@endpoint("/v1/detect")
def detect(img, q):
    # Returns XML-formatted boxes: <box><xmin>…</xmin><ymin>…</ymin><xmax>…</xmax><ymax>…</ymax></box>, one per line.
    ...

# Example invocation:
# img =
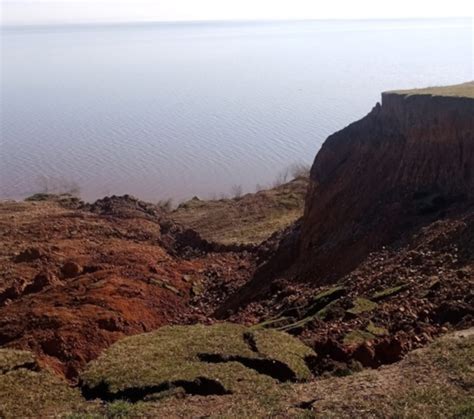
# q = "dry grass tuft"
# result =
<box><xmin>388</xmin><ymin>81</ymin><xmax>474</xmax><ymax>99</ymax></box>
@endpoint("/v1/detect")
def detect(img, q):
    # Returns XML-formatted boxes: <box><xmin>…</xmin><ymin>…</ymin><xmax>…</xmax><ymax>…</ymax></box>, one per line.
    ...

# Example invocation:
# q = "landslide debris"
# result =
<box><xmin>0</xmin><ymin>197</ymin><xmax>255</xmax><ymax>379</ymax></box>
<box><xmin>211</xmin><ymin>84</ymin><xmax>474</xmax><ymax>371</ymax></box>
<box><xmin>217</xmin><ymin>83</ymin><xmax>474</xmax><ymax>319</ymax></box>
<box><xmin>284</xmin><ymin>328</ymin><xmax>474</xmax><ymax>418</ymax></box>
<box><xmin>221</xmin><ymin>208</ymin><xmax>474</xmax><ymax>371</ymax></box>
<box><xmin>1</xmin><ymin>83</ymin><xmax>473</xmax><ymax>418</ymax></box>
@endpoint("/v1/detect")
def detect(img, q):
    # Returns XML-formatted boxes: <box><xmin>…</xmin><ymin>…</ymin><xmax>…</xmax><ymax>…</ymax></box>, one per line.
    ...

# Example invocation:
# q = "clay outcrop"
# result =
<box><xmin>299</xmin><ymin>83</ymin><xmax>474</xmax><ymax>282</ymax></box>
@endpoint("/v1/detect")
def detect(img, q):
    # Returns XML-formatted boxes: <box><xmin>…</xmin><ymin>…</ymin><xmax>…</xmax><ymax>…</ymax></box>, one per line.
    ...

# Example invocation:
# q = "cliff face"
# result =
<box><xmin>299</xmin><ymin>86</ymin><xmax>474</xmax><ymax>282</ymax></box>
<box><xmin>214</xmin><ymin>83</ymin><xmax>474</xmax><ymax>317</ymax></box>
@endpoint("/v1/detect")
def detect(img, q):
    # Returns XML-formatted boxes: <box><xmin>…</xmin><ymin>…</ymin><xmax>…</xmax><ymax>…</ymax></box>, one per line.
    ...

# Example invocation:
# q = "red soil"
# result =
<box><xmin>0</xmin><ymin>197</ymin><xmax>253</xmax><ymax>379</ymax></box>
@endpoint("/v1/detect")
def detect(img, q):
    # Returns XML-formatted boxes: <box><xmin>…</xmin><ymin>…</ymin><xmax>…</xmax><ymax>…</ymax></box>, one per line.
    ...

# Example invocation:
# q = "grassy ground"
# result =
<box><xmin>389</xmin><ymin>81</ymin><xmax>474</xmax><ymax>99</ymax></box>
<box><xmin>1</xmin><ymin>327</ymin><xmax>472</xmax><ymax>418</ymax></box>
<box><xmin>170</xmin><ymin>176</ymin><xmax>309</xmax><ymax>245</ymax></box>
<box><xmin>80</xmin><ymin>323</ymin><xmax>315</xmax><ymax>398</ymax></box>
<box><xmin>0</xmin><ymin>350</ymin><xmax>90</xmax><ymax>418</ymax></box>
<box><xmin>288</xmin><ymin>328</ymin><xmax>474</xmax><ymax>418</ymax></box>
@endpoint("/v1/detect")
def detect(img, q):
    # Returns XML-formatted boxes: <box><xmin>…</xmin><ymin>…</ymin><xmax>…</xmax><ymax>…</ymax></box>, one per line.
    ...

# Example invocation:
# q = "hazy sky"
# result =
<box><xmin>1</xmin><ymin>0</ymin><xmax>473</xmax><ymax>26</ymax></box>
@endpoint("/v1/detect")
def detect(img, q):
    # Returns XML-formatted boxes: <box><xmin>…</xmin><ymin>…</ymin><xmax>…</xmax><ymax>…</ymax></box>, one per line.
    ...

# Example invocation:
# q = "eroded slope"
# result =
<box><xmin>0</xmin><ymin>197</ymin><xmax>254</xmax><ymax>379</ymax></box>
<box><xmin>171</xmin><ymin>176</ymin><xmax>308</xmax><ymax>245</ymax></box>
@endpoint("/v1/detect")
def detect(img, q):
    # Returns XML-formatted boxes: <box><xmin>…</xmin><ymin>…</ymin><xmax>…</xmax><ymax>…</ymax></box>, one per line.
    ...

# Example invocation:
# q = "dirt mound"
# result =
<box><xmin>0</xmin><ymin>199</ymin><xmax>253</xmax><ymax>379</ymax></box>
<box><xmin>82</xmin><ymin>194</ymin><xmax>163</xmax><ymax>220</ymax></box>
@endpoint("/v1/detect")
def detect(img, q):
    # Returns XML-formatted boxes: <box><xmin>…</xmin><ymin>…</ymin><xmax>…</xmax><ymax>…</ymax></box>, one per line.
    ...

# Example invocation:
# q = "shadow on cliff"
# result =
<box><xmin>216</xmin><ymin>90</ymin><xmax>474</xmax><ymax>318</ymax></box>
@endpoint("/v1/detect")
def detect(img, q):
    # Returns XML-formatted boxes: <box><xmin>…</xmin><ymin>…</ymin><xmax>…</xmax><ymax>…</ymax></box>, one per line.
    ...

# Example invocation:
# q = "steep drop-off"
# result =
<box><xmin>216</xmin><ymin>82</ymin><xmax>474</xmax><ymax>318</ymax></box>
<box><xmin>299</xmin><ymin>83</ymin><xmax>474</xmax><ymax>282</ymax></box>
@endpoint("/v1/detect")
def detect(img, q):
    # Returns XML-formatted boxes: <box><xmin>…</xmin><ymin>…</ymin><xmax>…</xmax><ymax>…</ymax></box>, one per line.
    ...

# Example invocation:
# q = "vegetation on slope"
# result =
<box><xmin>388</xmin><ymin>81</ymin><xmax>474</xmax><ymax>98</ymax></box>
<box><xmin>0</xmin><ymin>350</ymin><xmax>89</xmax><ymax>418</ymax></box>
<box><xmin>171</xmin><ymin>176</ymin><xmax>308</xmax><ymax>245</ymax></box>
<box><xmin>1</xmin><ymin>328</ymin><xmax>472</xmax><ymax>418</ymax></box>
<box><xmin>80</xmin><ymin>323</ymin><xmax>315</xmax><ymax>400</ymax></box>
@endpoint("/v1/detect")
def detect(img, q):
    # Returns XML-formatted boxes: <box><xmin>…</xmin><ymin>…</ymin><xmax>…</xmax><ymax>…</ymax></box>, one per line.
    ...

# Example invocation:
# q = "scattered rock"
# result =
<box><xmin>373</xmin><ymin>336</ymin><xmax>406</xmax><ymax>364</ymax></box>
<box><xmin>61</xmin><ymin>261</ymin><xmax>83</xmax><ymax>278</ymax></box>
<box><xmin>372</xmin><ymin>284</ymin><xmax>408</xmax><ymax>301</ymax></box>
<box><xmin>14</xmin><ymin>247</ymin><xmax>44</xmax><ymax>263</ymax></box>
<box><xmin>23</xmin><ymin>271</ymin><xmax>59</xmax><ymax>295</ymax></box>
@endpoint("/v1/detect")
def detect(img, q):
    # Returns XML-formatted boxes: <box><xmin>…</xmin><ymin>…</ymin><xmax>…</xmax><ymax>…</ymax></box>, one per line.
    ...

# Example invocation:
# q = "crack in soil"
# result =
<box><xmin>81</xmin><ymin>376</ymin><xmax>231</xmax><ymax>403</ymax></box>
<box><xmin>1</xmin><ymin>361</ymin><xmax>39</xmax><ymax>375</ymax></box>
<box><xmin>197</xmin><ymin>353</ymin><xmax>297</xmax><ymax>382</ymax></box>
<box><xmin>295</xmin><ymin>398</ymin><xmax>318</xmax><ymax>410</ymax></box>
<box><xmin>243</xmin><ymin>331</ymin><xmax>259</xmax><ymax>353</ymax></box>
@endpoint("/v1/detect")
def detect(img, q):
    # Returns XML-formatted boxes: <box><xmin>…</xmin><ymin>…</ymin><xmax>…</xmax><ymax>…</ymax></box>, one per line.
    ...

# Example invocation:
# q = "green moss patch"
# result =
<box><xmin>262</xmin><ymin>287</ymin><xmax>346</xmax><ymax>334</ymax></box>
<box><xmin>250</xmin><ymin>316</ymin><xmax>293</xmax><ymax>330</ymax></box>
<box><xmin>277</xmin><ymin>300</ymin><xmax>341</xmax><ymax>333</ymax></box>
<box><xmin>80</xmin><ymin>323</ymin><xmax>315</xmax><ymax>402</ymax></box>
<box><xmin>372</xmin><ymin>284</ymin><xmax>408</xmax><ymax>301</ymax></box>
<box><xmin>277</xmin><ymin>315</ymin><xmax>317</xmax><ymax>333</ymax></box>
<box><xmin>366</xmin><ymin>321</ymin><xmax>388</xmax><ymax>337</ymax></box>
<box><xmin>311</xmin><ymin>286</ymin><xmax>346</xmax><ymax>305</ymax></box>
<box><xmin>299</xmin><ymin>286</ymin><xmax>346</xmax><ymax>318</ymax></box>
<box><xmin>343</xmin><ymin>330</ymin><xmax>376</xmax><ymax>346</ymax></box>
<box><xmin>347</xmin><ymin>298</ymin><xmax>378</xmax><ymax>315</ymax></box>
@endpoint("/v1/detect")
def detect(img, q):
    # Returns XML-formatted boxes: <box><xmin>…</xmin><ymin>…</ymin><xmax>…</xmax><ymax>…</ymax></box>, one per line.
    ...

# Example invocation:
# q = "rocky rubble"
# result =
<box><xmin>0</xmin><ymin>198</ymin><xmax>253</xmax><ymax>378</ymax></box>
<box><xmin>211</xmin><ymin>83</ymin><xmax>474</xmax><ymax>370</ymax></box>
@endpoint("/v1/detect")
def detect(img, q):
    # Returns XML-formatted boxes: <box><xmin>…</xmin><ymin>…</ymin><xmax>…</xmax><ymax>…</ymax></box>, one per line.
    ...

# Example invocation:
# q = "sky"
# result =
<box><xmin>1</xmin><ymin>0</ymin><xmax>473</xmax><ymax>26</ymax></box>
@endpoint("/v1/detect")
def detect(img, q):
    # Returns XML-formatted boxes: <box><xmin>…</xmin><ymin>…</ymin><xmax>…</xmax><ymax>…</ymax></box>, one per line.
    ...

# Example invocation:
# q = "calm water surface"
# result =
<box><xmin>1</xmin><ymin>19</ymin><xmax>472</xmax><ymax>202</ymax></box>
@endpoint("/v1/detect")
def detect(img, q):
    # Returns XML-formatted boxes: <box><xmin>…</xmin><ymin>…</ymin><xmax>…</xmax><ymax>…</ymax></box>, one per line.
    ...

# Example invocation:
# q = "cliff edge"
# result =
<box><xmin>215</xmin><ymin>82</ymin><xmax>474</xmax><ymax>319</ymax></box>
<box><xmin>299</xmin><ymin>81</ymin><xmax>474</xmax><ymax>282</ymax></box>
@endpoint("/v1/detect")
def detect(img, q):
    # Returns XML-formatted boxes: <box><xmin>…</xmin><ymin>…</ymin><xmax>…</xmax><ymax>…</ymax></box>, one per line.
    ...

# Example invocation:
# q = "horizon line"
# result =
<box><xmin>1</xmin><ymin>16</ymin><xmax>472</xmax><ymax>29</ymax></box>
